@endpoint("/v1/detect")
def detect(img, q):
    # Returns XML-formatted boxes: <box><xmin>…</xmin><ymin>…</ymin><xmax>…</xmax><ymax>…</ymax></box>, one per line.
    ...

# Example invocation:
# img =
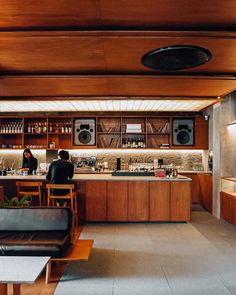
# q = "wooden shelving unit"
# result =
<box><xmin>0</xmin><ymin>114</ymin><xmax>208</xmax><ymax>150</ymax></box>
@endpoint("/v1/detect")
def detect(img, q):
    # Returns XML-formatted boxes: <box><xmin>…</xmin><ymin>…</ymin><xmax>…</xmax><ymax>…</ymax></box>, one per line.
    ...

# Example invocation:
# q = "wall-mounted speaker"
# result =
<box><xmin>172</xmin><ymin>119</ymin><xmax>194</xmax><ymax>146</ymax></box>
<box><xmin>74</xmin><ymin>118</ymin><xmax>96</xmax><ymax>146</ymax></box>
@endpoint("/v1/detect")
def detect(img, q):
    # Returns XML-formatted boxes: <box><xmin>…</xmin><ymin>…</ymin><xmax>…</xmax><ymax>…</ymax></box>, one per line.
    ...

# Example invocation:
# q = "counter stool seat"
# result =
<box><xmin>46</xmin><ymin>184</ymin><xmax>78</xmax><ymax>226</ymax></box>
<box><xmin>16</xmin><ymin>181</ymin><xmax>43</xmax><ymax>206</ymax></box>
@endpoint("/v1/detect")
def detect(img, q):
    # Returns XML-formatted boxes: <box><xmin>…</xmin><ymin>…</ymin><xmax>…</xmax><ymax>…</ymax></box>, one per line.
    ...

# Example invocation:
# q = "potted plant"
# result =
<box><xmin>0</xmin><ymin>195</ymin><xmax>32</xmax><ymax>207</ymax></box>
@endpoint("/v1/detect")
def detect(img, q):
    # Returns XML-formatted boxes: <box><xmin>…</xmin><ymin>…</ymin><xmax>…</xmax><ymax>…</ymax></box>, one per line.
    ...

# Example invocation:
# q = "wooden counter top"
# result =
<box><xmin>0</xmin><ymin>174</ymin><xmax>191</xmax><ymax>182</ymax></box>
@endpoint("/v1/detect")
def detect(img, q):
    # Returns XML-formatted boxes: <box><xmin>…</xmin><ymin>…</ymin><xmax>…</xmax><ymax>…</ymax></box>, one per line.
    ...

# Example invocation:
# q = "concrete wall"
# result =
<box><xmin>204</xmin><ymin>91</ymin><xmax>236</xmax><ymax>218</ymax></box>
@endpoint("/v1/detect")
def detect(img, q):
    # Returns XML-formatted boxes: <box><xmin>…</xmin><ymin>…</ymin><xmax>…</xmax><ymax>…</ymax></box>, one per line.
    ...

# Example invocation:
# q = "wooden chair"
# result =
<box><xmin>46</xmin><ymin>184</ymin><xmax>78</xmax><ymax>226</ymax></box>
<box><xmin>16</xmin><ymin>181</ymin><xmax>43</xmax><ymax>206</ymax></box>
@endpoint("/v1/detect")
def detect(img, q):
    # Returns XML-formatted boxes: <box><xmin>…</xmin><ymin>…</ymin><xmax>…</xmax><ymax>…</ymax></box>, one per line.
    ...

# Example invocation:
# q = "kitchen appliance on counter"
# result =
<box><xmin>71</xmin><ymin>156</ymin><xmax>96</xmax><ymax>173</ymax></box>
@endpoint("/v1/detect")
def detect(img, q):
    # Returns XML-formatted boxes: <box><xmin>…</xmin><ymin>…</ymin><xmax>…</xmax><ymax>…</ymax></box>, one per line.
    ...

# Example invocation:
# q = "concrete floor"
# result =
<box><xmin>55</xmin><ymin>212</ymin><xmax>236</xmax><ymax>295</ymax></box>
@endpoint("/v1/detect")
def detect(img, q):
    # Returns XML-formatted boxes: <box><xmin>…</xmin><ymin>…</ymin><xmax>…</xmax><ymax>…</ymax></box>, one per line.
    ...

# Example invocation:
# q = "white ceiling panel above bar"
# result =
<box><xmin>0</xmin><ymin>99</ymin><xmax>217</xmax><ymax>112</ymax></box>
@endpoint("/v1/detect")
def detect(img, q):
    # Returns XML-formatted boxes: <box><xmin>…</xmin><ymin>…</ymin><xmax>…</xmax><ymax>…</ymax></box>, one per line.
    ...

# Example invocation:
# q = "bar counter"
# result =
<box><xmin>0</xmin><ymin>174</ymin><xmax>191</xmax><ymax>181</ymax></box>
<box><xmin>0</xmin><ymin>174</ymin><xmax>191</xmax><ymax>223</ymax></box>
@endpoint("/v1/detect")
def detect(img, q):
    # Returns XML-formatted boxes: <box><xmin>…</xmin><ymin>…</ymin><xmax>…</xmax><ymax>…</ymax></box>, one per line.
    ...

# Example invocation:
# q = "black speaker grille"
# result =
<box><xmin>141</xmin><ymin>45</ymin><xmax>212</xmax><ymax>71</ymax></box>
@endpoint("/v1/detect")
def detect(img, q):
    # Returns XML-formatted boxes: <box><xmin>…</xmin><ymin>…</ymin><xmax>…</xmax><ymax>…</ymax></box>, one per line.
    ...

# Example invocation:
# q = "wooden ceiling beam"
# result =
<box><xmin>0</xmin><ymin>0</ymin><xmax>236</xmax><ymax>30</ymax></box>
<box><xmin>0</xmin><ymin>75</ymin><xmax>235</xmax><ymax>97</ymax></box>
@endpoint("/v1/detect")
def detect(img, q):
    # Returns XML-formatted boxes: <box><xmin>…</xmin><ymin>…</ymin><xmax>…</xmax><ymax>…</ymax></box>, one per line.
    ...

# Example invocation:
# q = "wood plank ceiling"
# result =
<box><xmin>0</xmin><ymin>0</ymin><xmax>236</xmax><ymax>100</ymax></box>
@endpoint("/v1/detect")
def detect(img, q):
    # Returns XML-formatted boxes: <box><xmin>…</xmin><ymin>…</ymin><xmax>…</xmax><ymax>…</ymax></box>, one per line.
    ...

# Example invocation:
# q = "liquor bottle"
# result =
<box><xmin>35</xmin><ymin>122</ymin><xmax>39</xmax><ymax>133</ymax></box>
<box><xmin>28</xmin><ymin>123</ymin><xmax>31</xmax><ymax>133</ymax></box>
<box><xmin>49</xmin><ymin>122</ymin><xmax>53</xmax><ymax>132</ymax></box>
<box><xmin>68</xmin><ymin>123</ymin><xmax>72</xmax><ymax>133</ymax></box>
<box><xmin>43</xmin><ymin>122</ymin><xmax>47</xmax><ymax>133</ymax></box>
<box><xmin>127</xmin><ymin>138</ymin><xmax>131</xmax><ymax>148</ymax></box>
<box><xmin>55</xmin><ymin>123</ymin><xmax>59</xmax><ymax>133</ymax></box>
<box><xmin>122</xmin><ymin>138</ymin><xmax>125</xmax><ymax>148</ymax></box>
<box><xmin>61</xmin><ymin>123</ymin><xmax>65</xmax><ymax>133</ymax></box>
<box><xmin>65</xmin><ymin>123</ymin><xmax>69</xmax><ymax>133</ymax></box>
<box><xmin>38</xmin><ymin>122</ymin><xmax>42</xmax><ymax>133</ymax></box>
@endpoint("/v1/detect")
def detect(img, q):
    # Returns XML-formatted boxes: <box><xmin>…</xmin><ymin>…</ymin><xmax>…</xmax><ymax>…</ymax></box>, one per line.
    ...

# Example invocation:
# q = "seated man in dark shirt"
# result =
<box><xmin>46</xmin><ymin>150</ymin><xmax>74</xmax><ymax>196</ymax></box>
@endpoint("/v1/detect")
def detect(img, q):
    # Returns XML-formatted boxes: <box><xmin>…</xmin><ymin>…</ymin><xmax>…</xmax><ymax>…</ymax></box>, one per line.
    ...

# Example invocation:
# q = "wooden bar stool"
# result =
<box><xmin>46</xmin><ymin>184</ymin><xmax>78</xmax><ymax>226</ymax></box>
<box><xmin>16</xmin><ymin>182</ymin><xmax>43</xmax><ymax>206</ymax></box>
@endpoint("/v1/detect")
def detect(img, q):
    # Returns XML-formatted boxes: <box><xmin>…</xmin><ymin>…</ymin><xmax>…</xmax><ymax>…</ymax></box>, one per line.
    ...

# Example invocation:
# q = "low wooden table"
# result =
<box><xmin>46</xmin><ymin>239</ymin><xmax>94</xmax><ymax>283</ymax></box>
<box><xmin>0</xmin><ymin>256</ymin><xmax>50</xmax><ymax>295</ymax></box>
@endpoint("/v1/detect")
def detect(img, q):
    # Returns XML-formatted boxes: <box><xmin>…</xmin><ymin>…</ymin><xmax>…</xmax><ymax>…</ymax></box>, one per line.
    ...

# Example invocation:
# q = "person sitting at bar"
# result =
<box><xmin>46</xmin><ymin>150</ymin><xmax>74</xmax><ymax>197</ymax></box>
<box><xmin>21</xmin><ymin>148</ymin><xmax>38</xmax><ymax>175</ymax></box>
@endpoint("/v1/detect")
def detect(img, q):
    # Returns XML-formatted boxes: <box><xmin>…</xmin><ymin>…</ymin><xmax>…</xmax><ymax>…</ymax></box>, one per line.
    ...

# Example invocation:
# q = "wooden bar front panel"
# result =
<box><xmin>170</xmin><ymin>182</ymin><xmax>191</xmax><ymax>221</ymax></box>
<box><xmin>149</xmin><ymin>182</ymin><xmax>170</xmax><ymax>221</ymax></box>
<box><xmin>198</xmin><ymin>174</ymin><xmax>212</xmax><ymax>213</ymax></box>
<box><xmin>85</xmin><ymin>181</ymin><xmax>107</xmax><ymax>221</ymax></box>
<box><xmin>220</xmin><ymin>192</ymin><xmax>232</xmax><ymax>223</ymax></box>
<box><xmin>128</xmin><ymin>181</ymin><xmax>149</xmax><ymax>221</ymax></box>
<box><xmin>180</xmin><ymin>173</ymin><xmax>200</xmax><ymax>203</ymax></box>
<box><xmin>107</xmin><ymin>181</ymin><xmax>128</xmax><ymax>221</ymax></box>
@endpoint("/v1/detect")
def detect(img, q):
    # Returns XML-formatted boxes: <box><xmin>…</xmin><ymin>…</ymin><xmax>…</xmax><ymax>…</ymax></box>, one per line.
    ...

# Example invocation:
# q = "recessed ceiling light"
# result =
<box><xmin>0</xmin><ymin>99</ymin><xmax>217</xmax><ymax>112</ymax></box>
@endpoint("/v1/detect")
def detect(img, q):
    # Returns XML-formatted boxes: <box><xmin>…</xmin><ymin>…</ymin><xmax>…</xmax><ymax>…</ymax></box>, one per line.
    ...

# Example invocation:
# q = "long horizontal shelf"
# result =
<box><xmin>97</xmin><ymin>132</ymin><xmax>121</xmax><ymax>135</ymax></box>
<box><xmin>122</xmin><ymin>132</ymin><xmax>146</xmax><ymax>135</ymax></box>
<box><xmin>48</xmin><ymin>132</ymin><xmax>72</xmax><ymax>135</ymax></box>
<box><xmin>24</xmin><ymin>133</ymin><xmax>47</xmax><ymax>135</ymax></box>
<box><xmin>0</xmin><ymin>133</ymin><xmax>23</xmax><ymax>135</ymax></box>
<box><xmin>147</xmin><ymin>133</ymin><xmax>170</xmax><ymax>135</ymax></box>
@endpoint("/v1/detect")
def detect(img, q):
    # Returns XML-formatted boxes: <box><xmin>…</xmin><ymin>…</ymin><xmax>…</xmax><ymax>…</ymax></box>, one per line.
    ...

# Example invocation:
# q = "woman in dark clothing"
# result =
<box><xmin>21</xmin><ymin>148</ymin><xmax>38</xmax><ymax>174</ymax></box>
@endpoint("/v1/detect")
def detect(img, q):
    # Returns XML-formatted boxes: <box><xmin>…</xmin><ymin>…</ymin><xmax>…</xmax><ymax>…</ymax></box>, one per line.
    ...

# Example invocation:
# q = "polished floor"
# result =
<box><xmin>55</xmin><ymin>212</ymin><xmax>236</xmax><ymax>295</ymax></box>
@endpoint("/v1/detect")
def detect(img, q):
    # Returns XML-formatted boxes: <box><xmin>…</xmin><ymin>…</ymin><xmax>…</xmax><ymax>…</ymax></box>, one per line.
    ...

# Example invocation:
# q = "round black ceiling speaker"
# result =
<box><xmin>141</xmin><ymin>45</ymin><xmax>212</xmax><ymax>71</ymax></box>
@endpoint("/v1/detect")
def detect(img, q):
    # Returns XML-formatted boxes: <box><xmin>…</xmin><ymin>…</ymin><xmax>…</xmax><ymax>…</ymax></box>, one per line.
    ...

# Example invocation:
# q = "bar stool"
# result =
<box><xmin>16</xmin><ymin>182</ymin><xmax>43</xmax><ymax>206</ymax></box>
<box><xmin>46</xmin><ymin>184</ymin><xmax>78</xmax><ymax>226</ymax></box>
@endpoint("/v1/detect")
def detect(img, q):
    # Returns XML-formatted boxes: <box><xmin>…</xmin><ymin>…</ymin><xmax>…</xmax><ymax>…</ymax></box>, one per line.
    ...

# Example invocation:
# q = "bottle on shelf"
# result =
<box><xmin>68</xmin><ymin>123</ymin><xmax>72</xmax><ymax>133</ymax></box>
<box><xmin>43</xmin><ymin>122</ymin><xmax>47</xmax><ymax>133</ymax></box>
<box><xmin>49</xmin><ymin>122</ymin><xmax>53</xmax><ymax>132</ymax></box>
<box><xmin>55</xmin><ymin>123</ymin><xmax>59</xmax><ymax>133</ymax></box>
<box><xmin>28</xmin><ymin>123</ymin><xmax>31</xmax><ymax>133</ymax></box>
<box><xmin>61</xmin><ymin>123</ymin><xmax>65</xmax><ymax>133</ymax></box>
<box><xmin>65</xmin><ymin>123</ymin><xmax>69</xmax><ymax>133</ymax></box>
<box><xmin>38</xmin><ymin>122</ymin><xmax>42</xmax><ymax>133</ymax></box>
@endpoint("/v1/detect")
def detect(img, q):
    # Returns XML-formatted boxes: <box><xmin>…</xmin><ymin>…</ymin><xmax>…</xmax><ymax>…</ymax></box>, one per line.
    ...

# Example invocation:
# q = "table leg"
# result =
<box><xmin>13</xmin><ymin>284</ymin><xmax>20</xmax><ymax>295</ymax></box>
<box><xmin>46</xmin><ymin>261</ymin><xmax>52</xmax><ymax>284</ymax></box>
<box><xmin>0</xmin><ymin>284</ymin><xmax>7</xmax><ymax>295</ymax></box>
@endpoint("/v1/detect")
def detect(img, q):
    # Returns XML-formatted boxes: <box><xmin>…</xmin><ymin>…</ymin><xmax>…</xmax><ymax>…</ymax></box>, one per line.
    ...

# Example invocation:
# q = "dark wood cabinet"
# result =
<box><xmin>220</xmin><ymin>192</ymin><xmax>232</xmax><ymax>223</ymax></box>
<box><xmin>170</xmin><ymin>182</ymin><xmax>191</xmax><ymax>221</ymax></box>
<box><xmin>198</xmin><ymin>174</ymin><xmax>212</xmax><ymax>213</ymax></box>
<box><xmin>107</xmin><ymin>181</ymin><xmax>128</xmax><ymax>221</ymax></box>
<box><xmin>0</xmin><ymin>114</ymin><xmax>208</xmax><ymax>150</ymax></box>
<box><xmin>128</xmin><ymin>181</ymin><xmax>149</xmax><ymax>221</ymax></box>
<box><xmin>149</xmin><ymin>182</ymin><xmax>170</xmax><ymax>221</ymax></box>
<box><xmin>180</xmin><ymin>173</ymin><xmax>200</xmax><ymax>203</ymax></box>
<box><xmin>85</xmin><ymin>181</ymin><xmax>107</xmax><ymax>221</ymax></box>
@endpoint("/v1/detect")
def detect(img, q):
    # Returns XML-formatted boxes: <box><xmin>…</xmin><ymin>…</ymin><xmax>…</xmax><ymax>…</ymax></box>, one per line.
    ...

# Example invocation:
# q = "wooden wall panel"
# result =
<box><xmin>0</xmin><ymin>0</ymin><xmax>101</xmax><ymax>28</ymax></box>
<box><xmin>99</xmin><ymin>0</ymin><xmax>236</xmax><ymax>29</ymax></box>
<box><xmin>170</xmin><ymin>182</ymin><xmax>191</xmax><ymax>221</ymax></box>
<box><xmin>149</xmin><ymin>182</ymin><xmax>170</xmax><ymax>221</ymax></box>
<box><xmin>0</xmin><ymin>0</ymin><xmax>236</xmax><ymax>29</ymax></box>
<box><xmin>128</xmin><ymin>181</ymin><xmax>149</xmax><ymax>221</ymax></box>
<box><xmin>1</xmin><ymin>33</ymin><xmax>236</xmax><ymax>75</ymax></box>
<box><xmin>220</xmin><ymin>192</ymin><xmax>232</xmax><ymax>223</ymax></box>
<box><xmin>0</xmin><ymin>76</ymin><xmax>235</xmax><ymax>97</ymax></box>
<box><xmin>180</xmin><ymin>173</ymin><xmax>200</xmax><ymax>203</ymax></box>
<box><xmin>195</xmin><ymin>116</ymin><xmax>209</xmax><ymax>149</ymax></box>
<box><xmin>198</xmin><ymin>174</ymin><xmax>212</xmax><ymax>213</ymax></box>
<box><xmin>107</xmin><ymin>181</ymin><xmax>128</xmax><ymax>221</ymax></box>
<box><xmin>85</xmin><ymin>180</ymin><xmax>107</xmax><ymax>221</ymax></box>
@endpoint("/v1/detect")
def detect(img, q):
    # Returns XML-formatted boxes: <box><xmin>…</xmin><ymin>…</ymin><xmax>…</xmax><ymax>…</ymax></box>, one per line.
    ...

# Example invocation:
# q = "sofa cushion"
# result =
<box><xmin>0</xmin><ymin>231</ymin><xmax>71</xmax><ymax>258</ymax></box>
<box><xmin>0</xmin><ymin>207</ymin><xmax>72</xmax><ymax>231</ymax></box>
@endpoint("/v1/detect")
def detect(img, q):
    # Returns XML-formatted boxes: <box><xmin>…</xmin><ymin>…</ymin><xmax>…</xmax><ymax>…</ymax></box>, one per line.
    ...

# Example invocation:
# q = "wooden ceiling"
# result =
<box><xmin>0</xmin><ymin>1</ymin><xmax>236</xmax><ymax>100</ymax></box>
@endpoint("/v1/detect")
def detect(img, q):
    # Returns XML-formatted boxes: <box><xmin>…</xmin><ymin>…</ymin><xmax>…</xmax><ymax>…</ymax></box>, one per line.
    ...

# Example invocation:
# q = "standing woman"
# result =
<box><xmin>21</xmin><ymin>148</ymin><xmax>38</xmax><ymax>174</ymax></box>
